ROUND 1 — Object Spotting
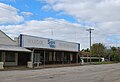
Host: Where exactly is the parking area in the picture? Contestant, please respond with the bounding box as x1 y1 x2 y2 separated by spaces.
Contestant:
0 63 120 82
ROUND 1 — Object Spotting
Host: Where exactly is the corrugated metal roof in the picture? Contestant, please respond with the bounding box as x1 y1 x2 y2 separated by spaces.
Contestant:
0 45 31 52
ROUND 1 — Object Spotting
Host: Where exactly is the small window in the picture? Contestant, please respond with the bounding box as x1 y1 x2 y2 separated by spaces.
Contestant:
5 52 15 62
0 52 2 62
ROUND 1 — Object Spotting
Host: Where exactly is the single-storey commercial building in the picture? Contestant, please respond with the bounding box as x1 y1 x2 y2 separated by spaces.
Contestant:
0 30 80 69
19 34 80 67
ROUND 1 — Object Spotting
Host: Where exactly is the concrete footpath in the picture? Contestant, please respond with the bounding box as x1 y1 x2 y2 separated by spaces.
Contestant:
0 63 120 82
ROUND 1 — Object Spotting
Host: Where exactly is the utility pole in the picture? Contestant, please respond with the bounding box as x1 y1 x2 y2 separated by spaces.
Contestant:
86 28 94 64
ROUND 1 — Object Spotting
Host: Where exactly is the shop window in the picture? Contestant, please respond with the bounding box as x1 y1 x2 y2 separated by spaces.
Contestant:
0 52 2 62
5 52 15 62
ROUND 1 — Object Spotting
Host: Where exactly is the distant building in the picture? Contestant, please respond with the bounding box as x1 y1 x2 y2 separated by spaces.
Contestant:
80 51 90 57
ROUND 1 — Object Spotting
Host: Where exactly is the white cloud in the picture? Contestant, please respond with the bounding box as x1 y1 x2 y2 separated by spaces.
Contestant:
0 18 90 48
0 3 24 24
39 0 120 48
1 1 120 49
42 5 52 11
21 12 33 17
42 0 120 23
1 17 120 49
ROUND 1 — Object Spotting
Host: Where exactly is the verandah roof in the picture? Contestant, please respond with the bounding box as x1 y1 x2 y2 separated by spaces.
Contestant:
0 45 31 52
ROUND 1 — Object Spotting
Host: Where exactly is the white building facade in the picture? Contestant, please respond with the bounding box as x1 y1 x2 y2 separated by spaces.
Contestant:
20 34 80 67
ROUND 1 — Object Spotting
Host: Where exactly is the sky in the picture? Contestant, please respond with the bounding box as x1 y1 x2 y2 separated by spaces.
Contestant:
0 0 120 49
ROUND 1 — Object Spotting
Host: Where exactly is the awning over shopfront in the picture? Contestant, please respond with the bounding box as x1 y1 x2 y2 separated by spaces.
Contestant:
0 45 31 52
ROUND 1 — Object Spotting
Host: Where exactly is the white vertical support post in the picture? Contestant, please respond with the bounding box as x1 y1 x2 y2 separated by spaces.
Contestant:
27 49 34 68
70 53 72 64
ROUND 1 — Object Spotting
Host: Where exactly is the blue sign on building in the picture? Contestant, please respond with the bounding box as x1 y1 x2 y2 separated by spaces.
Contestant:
48 39 56 48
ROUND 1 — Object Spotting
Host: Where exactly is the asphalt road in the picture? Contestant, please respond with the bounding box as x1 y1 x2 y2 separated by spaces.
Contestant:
0 63 120 82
